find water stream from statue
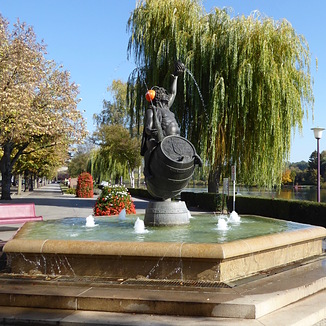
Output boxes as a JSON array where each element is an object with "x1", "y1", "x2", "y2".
[{"x1": 184, "y1": 68, "x2": 206, "y2": 110}]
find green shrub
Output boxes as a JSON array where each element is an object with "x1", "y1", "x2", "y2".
[
  {"x1": 129, "y1": 187, "x2": 326, "y2": 228},
  {"x1": 181, "y1": 192, "x2": 225, "y2": 211},
  {"x1": 65, "y1": 188, "x2": 76, "y2": 195}
]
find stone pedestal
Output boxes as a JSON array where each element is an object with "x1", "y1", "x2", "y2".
[{"x1": 144, "y1": 200, "x2": 190, "y2": 226}]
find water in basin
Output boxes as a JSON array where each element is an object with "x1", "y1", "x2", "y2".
[{"x1": 18, "y1": 214, "x2": 311, "y2": 243}]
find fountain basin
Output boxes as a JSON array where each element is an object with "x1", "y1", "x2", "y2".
[{"x1": 3, "y1": 216, "x2": 326, "y2": 282}]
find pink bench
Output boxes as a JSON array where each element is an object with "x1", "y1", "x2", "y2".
[{"x1": 0, "y1": 203, "x2": 43, "y2": 224}]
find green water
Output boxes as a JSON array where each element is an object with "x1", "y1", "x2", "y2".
[{"x1": 19, "y1": 214, "x2": 311, "y2": 244}]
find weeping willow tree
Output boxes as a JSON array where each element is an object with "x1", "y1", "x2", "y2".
[
  {"x1": 87, "y1": 147, "x2": 129, "y2": 185},
  {"x1": 127, "y1": 0, "x2": 314, "y2": 191},
  {"x1": 89, "y1": 125, "x2": 141, "y2": 185}
]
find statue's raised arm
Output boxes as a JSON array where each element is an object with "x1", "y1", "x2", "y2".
[{"x1": 167, "y1": 61, "x2": 185, "y2": 109}]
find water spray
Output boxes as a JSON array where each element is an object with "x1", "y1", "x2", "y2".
[{"x1": 231, "y1": 164, "x2": 236, "y2": 212}]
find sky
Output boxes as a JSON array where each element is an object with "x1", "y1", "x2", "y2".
[{"x1": 1, "y1": 0, "x2": 325, "y2": 163}]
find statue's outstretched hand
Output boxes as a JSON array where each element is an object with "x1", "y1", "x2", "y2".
[{"x1": 174, "y1": 60, "x2": 185, "y2": 76}]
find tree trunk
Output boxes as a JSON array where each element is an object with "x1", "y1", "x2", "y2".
[
  {"x1": 17, "y1": 174, "x2": 22, "y2": 195},
  {"x1": 24, "y1": 172, "x2": 29, "y2": 192},
  {"x1": 29, "y1": 175, "x2": 34, "y2": 191},
  {"x1": 129, "y1": 169, "x2": 135, "y2": 188},
  {"x1": 137, "y1": 165, "x2": 141, "y2": 188},
  {"x1": 1, "y1": 142, "x2": 28, "y2": 199},
  {"x1": 115, "y1": 175, "x2": 119, "y2": 185},
  {"x1": 208, "y1": 168, "x2": 220, "y2": 193},
  {"x1": 1, "y1": 168, "x2": 12, "y2": 200},
  {"x1": 0, "y1": 143, "x2": 13, "y2": 200}
]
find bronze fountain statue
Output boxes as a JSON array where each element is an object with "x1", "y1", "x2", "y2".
[{"x1": 141, "y1": 61, "x2": 202, "y2": 225}]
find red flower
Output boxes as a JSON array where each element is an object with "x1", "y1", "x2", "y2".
[
  {"x1": 93, "y1": 184, "x2": 136, "y2": 217},
  {"x1": 76, "y1": 172, "x2": 93, "y2": 198}
]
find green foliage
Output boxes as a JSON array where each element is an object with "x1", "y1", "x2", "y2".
[
  {"x1": 65, "y1": 187, "x2": 76, "y2": 195},
  {"x1": 93, "y1": 79, "x2": 130, "y2": 128},
  {"x1": 87, "y1": 149, "x2": 112, "y2": 184},
  {"x1": 60, "y1": 184, "x2": 76, "y2": 195},
  {"x1": 91, "y1": 79, "x2": 142, "y2": 185},
  {"x1": 13, "y1": 141, "x2": 70, "y2": 182},
  {"x1": 181, "y1": 191, "x2": 224, "y2": 212},
  {"x1": 287, "y1": 152, "x2": 326, "y2": 186},
  {"x1": 127, "y1": 0, "x2": 314, "y2": 189},
  {"x1": 322, "y1": 152, "x2": 326, "y2": 182},
  {"x1": 94, "y1": 184, "x2": 136, "y2": 216},
  {"x1": 289, "y1": 160, "x2": 308, "y2": 185},
  {"x1": 91, "y1": 125, "x2": 141, "y2": 183},
  {"x1": 68, "y1": 143, "x2": 95, "y2": 178},
  {"x1": 76, "y1": 172, "x2": 93, "y2": 198},
  {"x1": 306, "y1": 150, "x2": 326, "y2": 185},
  {"x1": 68, "y1": 152, "x2": 89, "y2": 178}
]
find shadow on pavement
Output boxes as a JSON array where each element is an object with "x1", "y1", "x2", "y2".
[
  {"x1": 1, "y1": 195, "x2": 148, "y2": 211},
  {"x1": 1, "y1": 183, "x2": 149, "y2": 212},
  {"x1": 1, "y1": 197, "x2": 97, "y2": 208}
]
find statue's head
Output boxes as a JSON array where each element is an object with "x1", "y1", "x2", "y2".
[{"x1": 146, "y1": 86, "x2": 170, "y2": 106}]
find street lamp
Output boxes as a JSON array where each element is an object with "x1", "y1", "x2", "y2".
[{"x1": 311, "y1": 127, "x2": 325, "y2": 202}]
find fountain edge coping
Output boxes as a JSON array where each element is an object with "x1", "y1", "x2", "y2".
[{"x1": 3, "y1": 225, "x2": 326, "y2": 260}]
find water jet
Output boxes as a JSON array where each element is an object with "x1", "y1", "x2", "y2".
[{"x1": 85, "y1": 215, "x2": 96, "y2": 227}]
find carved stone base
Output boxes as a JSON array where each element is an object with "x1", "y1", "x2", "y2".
[{"x1": 144, "y1": 200, "x2": 190, "y2": 226}]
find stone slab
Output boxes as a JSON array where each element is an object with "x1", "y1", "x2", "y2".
[
  {"x1": 0, "y1": 257, "x2": 326, "y2": 319},
  {"x1": 0, "y1": 306, "x2": 261, "y2": 325}
]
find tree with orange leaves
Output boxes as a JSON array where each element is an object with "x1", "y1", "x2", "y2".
[{"x1": 0, "y1": 16, "x2": 86, "y2": 199}]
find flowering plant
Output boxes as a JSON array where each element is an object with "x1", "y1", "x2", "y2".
[
  {"x1": 93, "y1": 184, "x2": 136, "y2": 216},
  {"x1": 76, "y1": 172, "x2": 93, "y2": 198}
]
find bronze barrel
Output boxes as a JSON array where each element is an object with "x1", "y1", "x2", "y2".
[{"x1": 146, "y1": 135, "x2": 197, "y2": 200}]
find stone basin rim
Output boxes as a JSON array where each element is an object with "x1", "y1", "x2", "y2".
[{"x1": 3, "y1": 224, "x2": 326, "y2": 260}]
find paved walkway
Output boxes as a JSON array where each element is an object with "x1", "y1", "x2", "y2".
[{"x1": 0, "y1": 183, "x2": 148, "y2": 242}]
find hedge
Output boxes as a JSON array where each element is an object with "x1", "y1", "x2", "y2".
[
  {"x1": 181, "y1": 192, "x2": 225, "y2": 212},
  {"x1": 129, "y1": 188, "x2": 326, "y2": 228},
  {"x1": 228, "y1": 196, "x2": 326, "y2": 227}
]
